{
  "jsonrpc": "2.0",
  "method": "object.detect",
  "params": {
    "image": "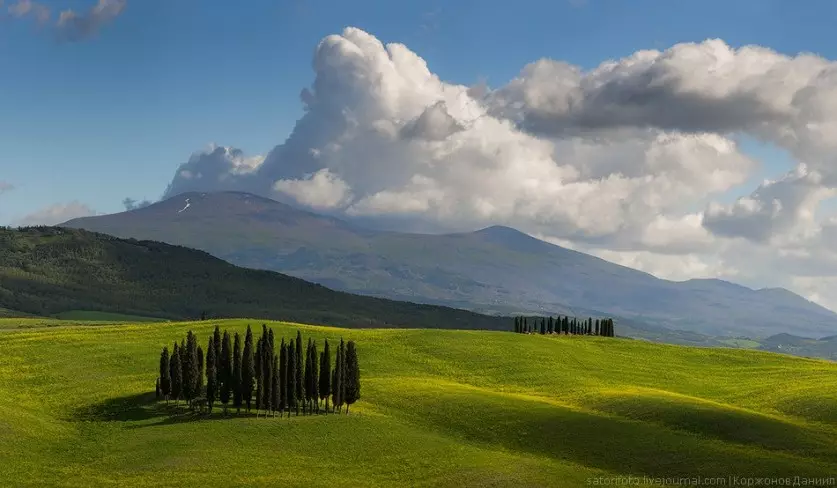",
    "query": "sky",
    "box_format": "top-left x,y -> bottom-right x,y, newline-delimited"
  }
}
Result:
2,0 -> 837,310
